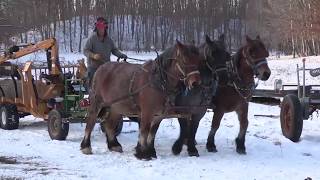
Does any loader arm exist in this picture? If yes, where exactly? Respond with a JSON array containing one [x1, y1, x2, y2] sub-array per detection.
[[0, 38, 62, 76]]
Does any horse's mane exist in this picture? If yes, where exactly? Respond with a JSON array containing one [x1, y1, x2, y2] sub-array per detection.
[[151, 44, 200, 91], [200, 39, 229, 70], [156, 44, 200, 69], [232, 39, 265, 67], [156, 46, 175, 69], [232, 48, 242, 68]]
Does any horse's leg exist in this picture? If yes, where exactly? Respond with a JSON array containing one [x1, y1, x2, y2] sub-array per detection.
[[101, 112, 123, 153], [187, 114, 203, 157], [135, 112, 153, 160], [80, 102, 98, 154], [206, 109, 224, 152], [235, 103, 248, 155], [172, 118, 188, 155], [147, 120, 161, 158]]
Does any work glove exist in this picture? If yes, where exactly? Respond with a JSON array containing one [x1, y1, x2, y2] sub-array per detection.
[[92, 53, 103, 61]]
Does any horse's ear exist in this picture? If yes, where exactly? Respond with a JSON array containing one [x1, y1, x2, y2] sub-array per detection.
[[246, 35, 253, 43], [176, 39, 184, 49], [205, 35, 213, 44], [256, 35, 261, 40], [218, 34, 226, 48], [218, 34, 225, 43]]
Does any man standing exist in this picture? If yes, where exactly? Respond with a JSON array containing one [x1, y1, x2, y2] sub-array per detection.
[[83, 17, 127, 88]]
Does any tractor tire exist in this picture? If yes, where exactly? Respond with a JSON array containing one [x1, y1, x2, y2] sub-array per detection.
[[280, 94, 303, 142], [48, 109, 69, 140], [0, 104, 19, 130]]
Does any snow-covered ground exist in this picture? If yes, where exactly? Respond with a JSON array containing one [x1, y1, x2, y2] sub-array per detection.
[[1, 54, 320, 180]]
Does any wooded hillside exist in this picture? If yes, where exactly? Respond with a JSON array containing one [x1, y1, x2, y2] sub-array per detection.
[[1, 0, 320, 56]]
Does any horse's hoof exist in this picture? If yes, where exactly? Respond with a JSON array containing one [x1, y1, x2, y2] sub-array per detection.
[[109, 146, 123, 153], [206, 143, 218, 153], [236, 148, 247, 155], [235, 138, 246, 155], [188, 150, 199, 157], [81, 147, 93, 155], [150, 148, 157, 159], [134, 145, 152, 160], [172, 141, 183, 155], [134, 152, 152, 160]]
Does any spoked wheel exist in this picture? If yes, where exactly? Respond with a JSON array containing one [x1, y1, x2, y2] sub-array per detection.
[[0, 105, 19, 130], [48, 109, 69, 140], [280, 94, 303, 142]]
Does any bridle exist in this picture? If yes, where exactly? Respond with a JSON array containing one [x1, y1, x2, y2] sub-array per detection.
[[175, 62, 200, 84], [242, 46, 268, 77], [225, 47, 268, 101], [151, 48, 201, 106], [159, 49, 200, 86], [203, 43, 229, 75]]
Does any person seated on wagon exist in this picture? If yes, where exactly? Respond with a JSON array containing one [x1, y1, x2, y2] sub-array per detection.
[[83, 17, 127, 89]]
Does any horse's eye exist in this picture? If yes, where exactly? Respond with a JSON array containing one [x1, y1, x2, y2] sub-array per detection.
[[249, 48, 257, 56]]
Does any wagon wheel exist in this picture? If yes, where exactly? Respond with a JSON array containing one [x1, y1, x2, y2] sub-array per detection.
[[0, 105, 19, 130], [280, 94, 303, 142], [48, 109, 69, 140]]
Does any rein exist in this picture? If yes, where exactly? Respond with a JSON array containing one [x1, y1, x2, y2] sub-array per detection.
[[117, 57, 147, 62], [175, 63, 200, 84]]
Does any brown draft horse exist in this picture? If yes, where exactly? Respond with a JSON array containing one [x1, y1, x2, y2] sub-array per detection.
[[80, 40, 203, 160], [205, 35, 271, 154]]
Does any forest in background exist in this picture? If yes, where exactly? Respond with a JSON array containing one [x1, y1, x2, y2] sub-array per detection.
[[1, 0, 320, 56]]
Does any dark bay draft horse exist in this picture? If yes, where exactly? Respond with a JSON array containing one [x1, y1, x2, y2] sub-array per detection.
[[80, 40, 203, 160], [207, 35, 271, 154], [171, 34, 231, 157], [175, 35, 271, 156]]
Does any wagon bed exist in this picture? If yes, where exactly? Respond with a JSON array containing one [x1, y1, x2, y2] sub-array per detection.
[[251, 59, 320, 142]]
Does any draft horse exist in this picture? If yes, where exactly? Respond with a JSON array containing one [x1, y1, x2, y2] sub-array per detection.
[[206, 35, 271, 154], [80, 40, 203, 160], [175, 35, 271, 156], [172, 34, 231, 157]]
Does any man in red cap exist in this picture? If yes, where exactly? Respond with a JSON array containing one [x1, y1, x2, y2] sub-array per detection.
[[84, 17, 127, 88]]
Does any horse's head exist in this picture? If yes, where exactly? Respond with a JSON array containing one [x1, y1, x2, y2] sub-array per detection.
[[203, 34, 231, 84], [242, 35, 271, 81], [173, 40, 202, 89], [204, 34, 230, 68]]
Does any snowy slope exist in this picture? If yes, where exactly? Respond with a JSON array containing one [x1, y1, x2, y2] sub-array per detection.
[[0, 54, 320, 180]]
